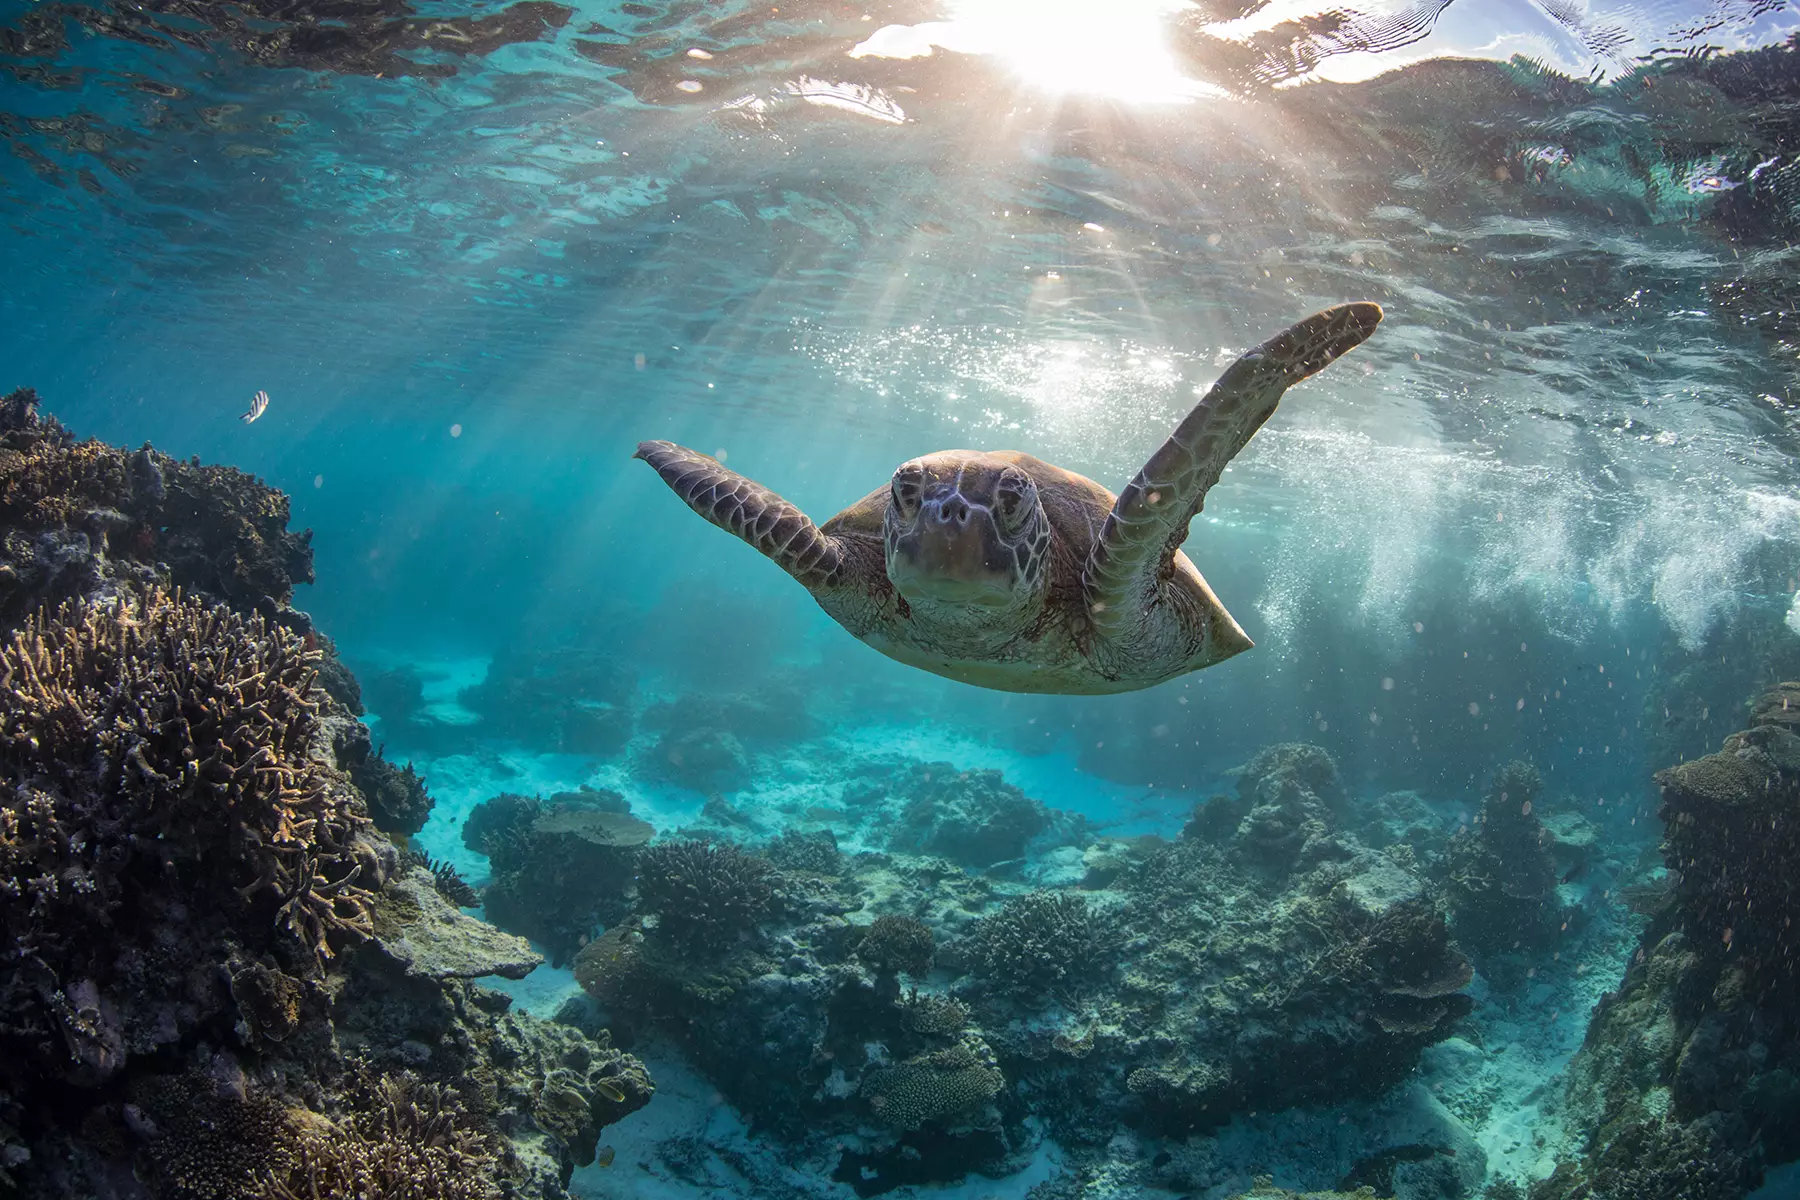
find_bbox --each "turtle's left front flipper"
[1084,302,1382,636]
[635,441,845,589]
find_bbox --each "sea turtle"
[636,302,1382,695]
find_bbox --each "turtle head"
[883,452,1051,610]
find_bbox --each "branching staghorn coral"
[0,587,374,1076]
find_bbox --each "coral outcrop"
[0,587,374,1086]
[844,759,1058,867]
[462,646,633,755]
[1531,682,1800,1200]
[0,401,650,1200]
[1445,760,1564,963]
[0,387,313,623]
[634,838,777,953]
[565,741,1474,1196]
[461,790,652,965]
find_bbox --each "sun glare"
[849,0,1216,104]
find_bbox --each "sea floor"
[369,651,1652,1200]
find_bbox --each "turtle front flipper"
[635,441,845,589]
[1084,302,1382,642]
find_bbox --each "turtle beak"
[889,497,1016,605]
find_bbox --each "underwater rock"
[638,724,752,792]
[462,792,649,966]
[371,865,541,979]
[1533,683,1800,1200]
[462,646,634,755]
[844,759,1060,868]
[0,388,314,623]
[1444,760,1565,964]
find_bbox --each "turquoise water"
[4,2,1800,1198]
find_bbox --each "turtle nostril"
[937,497,971,524]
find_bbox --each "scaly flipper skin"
[634,441,845,589]
[1084,302,1383,643]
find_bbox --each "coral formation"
[0,388,314,622]
[863,1042,1005,1130]
[1445,760,1564,961]
[460,791,651,965]
[845,759,1055,867]
[400,847,480,908]
[0,403,650,1200]
[0,587,373,1084]
[961,891,1116,999]
[349,746,436,836]
[857,914,936,979]
[634,838,776,952]
[462,646,633,755]
[1533,682,1800,1199]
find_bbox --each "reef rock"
[462,792,650,965]
[0,402,650,1200]
[372,866,542,980]
[1533,682,1800,1200]
[844,758,1066,868]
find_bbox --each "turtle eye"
[996,474,1032,527]
[891,472,922,515]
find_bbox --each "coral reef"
[634,838,777,953]
[960,891,1116,999]
[1445,760,1564,962]
[0,388,313,625]
[1532,682,1800,1200]
[399,847,481,908]
[845,759,1057,867]
[345,735,436,836]
[638,725,752,792]
[0,587,373,1085]
[563,740,1479,1196]
[857,914,936,979]
[462,646,633,755]
[364,663,425,726]
[0,403,650,1200]
[863,1041,1005,1130]
[461,790,652,965]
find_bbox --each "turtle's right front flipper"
[635,441,845,589]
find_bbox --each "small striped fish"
[241,389,270,423]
